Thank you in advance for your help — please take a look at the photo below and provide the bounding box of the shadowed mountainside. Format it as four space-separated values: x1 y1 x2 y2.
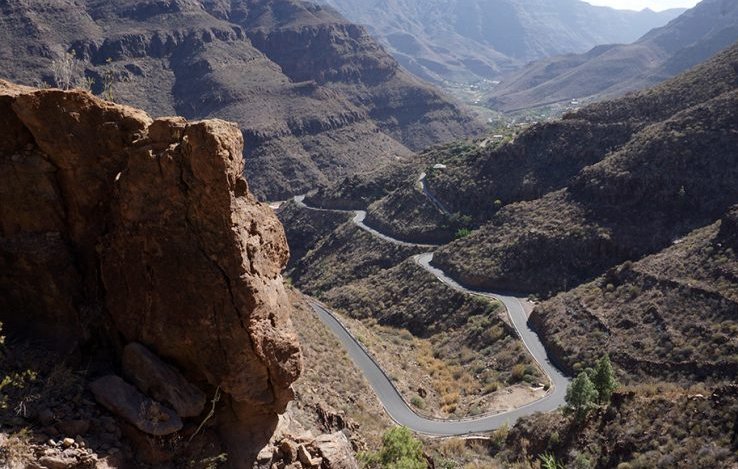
434 41 738 295
0 0 482 199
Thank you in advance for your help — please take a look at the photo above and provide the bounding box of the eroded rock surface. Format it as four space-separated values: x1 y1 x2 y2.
0 81 302 466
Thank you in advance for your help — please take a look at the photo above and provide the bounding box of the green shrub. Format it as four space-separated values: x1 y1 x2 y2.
361 426 426 469
410 396 425 409
509 364 527 383
540 452 565 469
572 452 593 469
490 423 509 450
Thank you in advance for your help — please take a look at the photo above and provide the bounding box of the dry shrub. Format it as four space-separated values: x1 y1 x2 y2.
0 428 34 469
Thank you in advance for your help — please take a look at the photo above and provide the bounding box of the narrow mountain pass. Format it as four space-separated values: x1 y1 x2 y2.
291 194 571 435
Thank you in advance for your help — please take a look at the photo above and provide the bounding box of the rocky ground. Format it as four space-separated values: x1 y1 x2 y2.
498 383 738 468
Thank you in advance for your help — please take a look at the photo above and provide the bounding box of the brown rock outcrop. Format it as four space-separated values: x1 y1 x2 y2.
0 80 302 466
255 432 359 469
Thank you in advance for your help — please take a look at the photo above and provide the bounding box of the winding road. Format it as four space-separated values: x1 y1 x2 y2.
417 172 451 215
294 195 438 248
292 193 570 435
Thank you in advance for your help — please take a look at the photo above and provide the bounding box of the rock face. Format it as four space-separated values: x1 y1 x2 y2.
0 81 302 466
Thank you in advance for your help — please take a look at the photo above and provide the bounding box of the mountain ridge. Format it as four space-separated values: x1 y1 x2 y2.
487 0 738 111
0 0 482 199
316 0 684 84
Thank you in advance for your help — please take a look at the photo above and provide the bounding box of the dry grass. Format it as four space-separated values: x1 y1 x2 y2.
501 383 738 468
0 428 34 469
287 290 391 448
333 309 545 420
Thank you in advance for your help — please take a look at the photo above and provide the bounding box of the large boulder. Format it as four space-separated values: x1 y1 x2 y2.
254 432 359 469
0 81 303 466
89 375 182 436
122 342 206 418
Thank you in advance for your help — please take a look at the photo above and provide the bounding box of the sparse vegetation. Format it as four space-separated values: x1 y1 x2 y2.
0 428 34 468
500 383 738 468
360 426 426 469
51 51 81 90
455 228 472 239
102 58 116 101
314 258 544 418
410 396 425 409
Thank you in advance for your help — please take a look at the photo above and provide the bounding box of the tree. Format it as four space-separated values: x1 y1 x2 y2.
565 372 598 420
361 426 426 469
591 354 618 403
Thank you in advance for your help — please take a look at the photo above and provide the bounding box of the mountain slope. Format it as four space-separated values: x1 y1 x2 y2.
0 0 481 199
280 39 738 399
317 0 683 84
487 0 738 111
530 209 738 381
433 41 738 295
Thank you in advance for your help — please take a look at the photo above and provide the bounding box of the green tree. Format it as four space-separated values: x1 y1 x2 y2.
565 372 598 420
361 426 426 469
591 354 618 403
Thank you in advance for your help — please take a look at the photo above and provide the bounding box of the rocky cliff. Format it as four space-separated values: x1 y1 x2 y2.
0 81 302 467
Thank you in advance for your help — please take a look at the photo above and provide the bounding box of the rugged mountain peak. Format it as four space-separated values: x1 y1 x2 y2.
317 0 684 84
0 80 302 465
